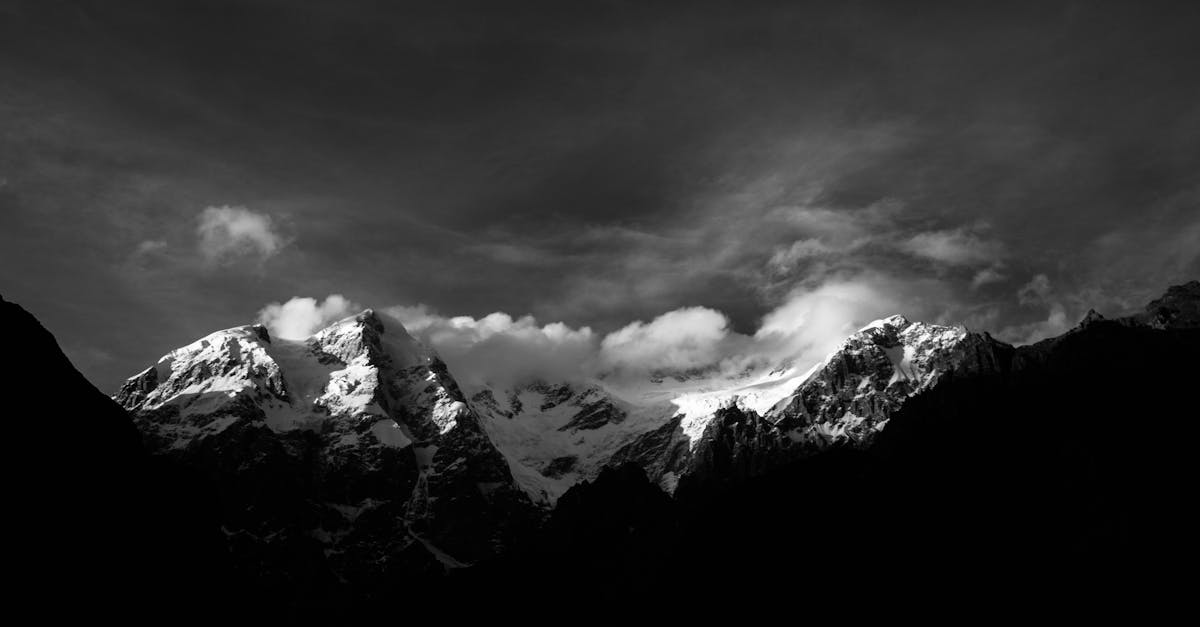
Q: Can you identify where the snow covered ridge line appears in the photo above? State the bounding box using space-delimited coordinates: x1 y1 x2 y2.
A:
113 305 1004 508
604 313 1013 493
100 281 1200 587
114 308 532 577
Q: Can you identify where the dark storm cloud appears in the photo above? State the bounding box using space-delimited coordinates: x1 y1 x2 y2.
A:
1 0 1198 391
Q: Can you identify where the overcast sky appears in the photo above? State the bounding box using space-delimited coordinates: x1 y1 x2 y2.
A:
3 0 1198 392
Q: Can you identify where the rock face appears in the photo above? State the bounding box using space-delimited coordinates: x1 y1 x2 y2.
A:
610 315 1011 492
116 309 1013 535
115 310 534 597
1136 280 1200 329
111 280 1200 604
461 313 1200 608
770 315 1012 445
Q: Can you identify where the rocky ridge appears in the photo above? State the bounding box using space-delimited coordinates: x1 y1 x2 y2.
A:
115 310 532 594
112 280 1200 597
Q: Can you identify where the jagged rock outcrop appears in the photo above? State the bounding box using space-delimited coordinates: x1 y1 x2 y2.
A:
1138 279 1200 329
611 315 1011 492
115 310 535 597
108 280 1200 604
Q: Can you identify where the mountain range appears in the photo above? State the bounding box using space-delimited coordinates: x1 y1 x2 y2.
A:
3 280 1197 618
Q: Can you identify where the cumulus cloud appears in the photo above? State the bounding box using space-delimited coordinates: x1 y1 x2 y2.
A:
379 273 940 388
900 228 1005 267
197 205 287 265
258 274 958 390
384 305 597 387
258 294 362 340
600 307 739 373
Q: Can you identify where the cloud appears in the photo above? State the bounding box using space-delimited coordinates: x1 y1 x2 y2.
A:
970 266 1006 289
128 239 170 267
375 272 946 388
196 206 287 266
900 228 1005 267
133 239 168 257
1017 274 1053 305
384 305 597 387
248 269 972 397
600 307 739 373
768 238 834 272
999 303 1073 345
752 277 910 365
1001 274 1086 344
257 294 361 340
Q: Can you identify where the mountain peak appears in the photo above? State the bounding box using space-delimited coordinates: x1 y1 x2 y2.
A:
767 313 980 447
1141 280 1200 329
858 314 910 333
1080 308 1105 327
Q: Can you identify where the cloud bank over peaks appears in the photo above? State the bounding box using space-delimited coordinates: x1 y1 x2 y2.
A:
253 274 934 390
384 305 598 387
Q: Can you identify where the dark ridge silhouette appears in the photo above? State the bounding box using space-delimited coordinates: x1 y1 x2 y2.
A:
0 295 242 619
6 288 1196 618
453 317 1198 610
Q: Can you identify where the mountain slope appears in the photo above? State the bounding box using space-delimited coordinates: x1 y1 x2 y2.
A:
459 288 1200 608
0 295 234 619
606 315 1011 493
102 280 1199 613
115 310 535 600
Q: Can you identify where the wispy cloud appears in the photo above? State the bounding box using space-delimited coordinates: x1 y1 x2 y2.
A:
196 206 288 266
900 228 1005 267
1017 273 1053 305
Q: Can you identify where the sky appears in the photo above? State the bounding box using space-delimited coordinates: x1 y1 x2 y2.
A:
2 0 1198 393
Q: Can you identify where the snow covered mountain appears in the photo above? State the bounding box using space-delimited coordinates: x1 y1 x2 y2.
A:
116 307 1008 511
603 314 1009 492
107 280 1200 601
463 315 1010 500
115 310 533 588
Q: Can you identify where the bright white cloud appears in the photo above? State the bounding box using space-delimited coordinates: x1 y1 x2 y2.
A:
197 205 287 265
266 274 957 390
258 294 361 340
753 277 906 364
600 307 736 373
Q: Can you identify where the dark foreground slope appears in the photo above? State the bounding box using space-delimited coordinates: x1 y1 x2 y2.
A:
0 296 237 618
457 316 1198 609
5 288 1196 618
